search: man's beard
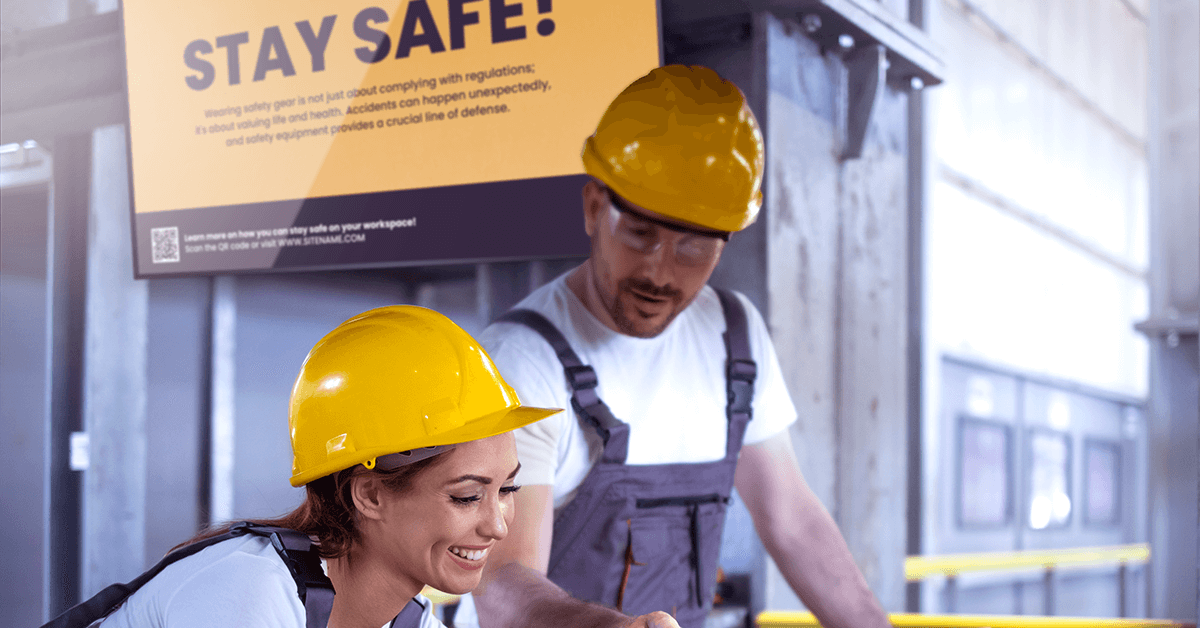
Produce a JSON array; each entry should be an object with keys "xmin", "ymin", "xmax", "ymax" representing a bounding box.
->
[{"xmin": 606, "ymin": 277, "xmax": 684, "ymax": 338}]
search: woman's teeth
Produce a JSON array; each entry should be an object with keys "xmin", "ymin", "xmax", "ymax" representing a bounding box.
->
[{"xmin": 450, "ymin": 547, "xmax": 487, "ymax": 561}]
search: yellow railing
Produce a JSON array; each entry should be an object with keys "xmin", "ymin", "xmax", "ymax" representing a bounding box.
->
[
  {"xmin": 420, "ymin": 585, "xmax": 462, "ymax": 606},
  {"xmin": 904, "ymin": 543, "xmax": 1151, "ymax": 581},
  {"xmin": 756, "ymin": 612, "xmax": 1194, "ymax": 627},
  {"xmin": 902, "ymin": 543, "xmax": 1152, "ymax": 617},
  {"xmin": 422, "ymin": 545, "xmax": 1163, "ymax": 624}
]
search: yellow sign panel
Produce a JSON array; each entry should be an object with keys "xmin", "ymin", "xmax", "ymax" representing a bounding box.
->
[
  {"xmin": 123, "ymin": 0, "xmax": 659, "ymax": 276},
  {"xmin": 123, "ymin": 0, "xmax": 660, "ymax": 214}
]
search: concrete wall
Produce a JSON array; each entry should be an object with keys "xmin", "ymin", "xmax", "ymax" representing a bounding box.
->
[{"xmin": 760, "ymin": 12, "xmax": 910, "ymax": 613}]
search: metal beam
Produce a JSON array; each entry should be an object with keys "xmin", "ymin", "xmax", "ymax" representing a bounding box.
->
[
  {"xmin": 1, "ymin": 93, "xmax": 127, "ymax": 147},
  {"xmin": 661, "ymin": 0, "xmax": 945, "ymax": 88},
  {"xmin": 44, "ymin": 132, "xmax": 91, "ymax": 618},
  {"xmin": 815, "ymin": 0, "xmax": 943, "ymax": 87},
  {"xmin": 208, "ymin": 276, "xmax": 237, "ymax": 525},
  {"xmin": 0, "ymin": 13, "xmax": 126, "ymax": 145}
]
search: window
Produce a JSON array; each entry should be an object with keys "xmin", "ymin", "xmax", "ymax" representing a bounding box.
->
[
  {"xmin": 958, "ymin": 417, "xmax": 1012, "ymax": 527},
  {"xmin": 1084, "ymin": 439, "xmax": 1121, "ymax": 525},
  {"xmin": 1028, "ymin": 430, "xmax": 1072, "ymax": 529}
]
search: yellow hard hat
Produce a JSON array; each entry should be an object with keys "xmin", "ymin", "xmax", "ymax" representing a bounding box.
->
[
  {"xmin": 581, "ymin": 64, "xmax": 765, "ymax": 233},
  {"xmin": 288, "ymin": 305, "xmax": 560, "ymax": 486}
]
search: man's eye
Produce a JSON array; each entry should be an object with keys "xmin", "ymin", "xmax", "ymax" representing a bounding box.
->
[{"xmin": 450, "ymin": 495, "xmax": 481, "ymax": 504}]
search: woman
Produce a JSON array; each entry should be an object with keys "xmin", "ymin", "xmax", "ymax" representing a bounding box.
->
[{"xmin": 86, "ymin": 305, "xmax": 563, "ymax": 628}]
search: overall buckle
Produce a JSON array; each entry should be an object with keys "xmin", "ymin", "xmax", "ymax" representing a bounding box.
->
[
  {"xmin": 726, "ymin": 359, "xmax": 757, "ymax": 382},
  {"xmin": 564, "ymin": 364, "xmax": 599, "ymax": 390}
]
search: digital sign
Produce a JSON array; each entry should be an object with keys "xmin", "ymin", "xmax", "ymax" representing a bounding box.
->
[{"xmin": 123, "ymin": 0, "xmax": 661, "ymax": 276}]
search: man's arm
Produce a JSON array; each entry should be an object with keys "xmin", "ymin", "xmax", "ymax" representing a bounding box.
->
[
  {"xmin": 473, "ymin": 485, "xmax": 679, "ymax": 628},
  {"xmin": 734, "ymin": 430, "xmax": 892, "ymax": 628}
]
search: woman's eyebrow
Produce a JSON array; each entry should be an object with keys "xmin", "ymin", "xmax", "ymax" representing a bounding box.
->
[
  {"xmin": 446, "ymin": 474, "xmax": 491, "ymax": 486},
  {"xmin": 446, "ymin": 463, "xmax": 521, "ymax": 486}
]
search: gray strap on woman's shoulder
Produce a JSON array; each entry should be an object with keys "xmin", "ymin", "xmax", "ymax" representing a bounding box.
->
[{"xmin": 390, "ymin": 598, "xmax": 426, "ymax": 628}]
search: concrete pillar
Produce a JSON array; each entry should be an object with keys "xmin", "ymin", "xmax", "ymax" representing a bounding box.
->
[
  {"xmin": 835, "ymin": 81, "xmax": 909, "ymax": 613},
  {"xmin": 1146, "ymin": 0, "xmax": 1199, "ymax": 620},
  {"xmin": 761, "ymin": 12, "xmax": 909, "ymax": 613},
  {"xmin": 763, "ymin": 6, "xmax": 842, "ymax": 558},
  {"xmin": 0, "ymin": 144, "xmax": 54, "ymax": 627},
  {"xmin": 45, "ymin": 132, "xmax": 91, "ymax": 617},
  {"xmin": 81, "ymin": 124, "xmax": 149, "ymax": 596}
]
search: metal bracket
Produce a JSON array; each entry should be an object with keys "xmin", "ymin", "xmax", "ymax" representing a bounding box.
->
[
  {"xmin": 1135, "ymin": 313, "xmax": 1199, "ymax": 348},
  {"xmin": 797, "ymin": 0, "xmax": 943, "ymax": 89},
  {"xmin": 836, "ymin": 43, "xmax": 886, "ymax": 159},
  {"xmin": 796, "ymin": 0, "xmax": 943, "ymax": 160}
]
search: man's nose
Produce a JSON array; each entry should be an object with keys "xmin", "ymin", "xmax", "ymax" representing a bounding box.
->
[{"xmin": 640, "ymin": 237, "xmax": 678, "ymax": 286}]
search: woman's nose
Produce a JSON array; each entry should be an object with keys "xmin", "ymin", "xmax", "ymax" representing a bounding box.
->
[{"xmin": 479, "ymin": 495, "xmax": 510, "ymax": 540}]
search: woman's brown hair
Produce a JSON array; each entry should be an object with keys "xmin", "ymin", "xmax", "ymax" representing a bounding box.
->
[{"xmin": 175, "ymin": 454, "xmax": 443, "ymax": 558}]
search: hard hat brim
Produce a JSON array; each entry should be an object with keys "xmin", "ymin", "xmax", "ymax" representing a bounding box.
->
[
  {"xmin": 439, "ymin": 404, "xmax": 564, "ymax": 452},
  {"xmin": 288, "ymin": 403, "xmax": 562, "ymax": 487}
]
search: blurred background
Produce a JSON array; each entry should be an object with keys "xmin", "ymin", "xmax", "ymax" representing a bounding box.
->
[{"xmin": 2, "ymin": 0, "xmax": 1196, "ymax": 626}]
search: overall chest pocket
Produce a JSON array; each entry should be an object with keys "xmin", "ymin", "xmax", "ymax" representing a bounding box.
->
[{"xmin": 618, "ymin": 494, "xmax": 728, "ymax": 620}]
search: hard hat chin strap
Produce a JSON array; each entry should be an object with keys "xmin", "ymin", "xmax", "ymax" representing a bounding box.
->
[{"xmin": 371, "ymin": 445, "xmax": 457, "ymax": 470}]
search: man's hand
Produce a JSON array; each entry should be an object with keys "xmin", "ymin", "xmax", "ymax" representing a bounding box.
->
[
  {"xmin": 476, "ymin": 560, "xmax": 675, "ymax": 628},
  {"xmin": 477, "ymin": 485, "xmax": 651, "ymax": 628}
]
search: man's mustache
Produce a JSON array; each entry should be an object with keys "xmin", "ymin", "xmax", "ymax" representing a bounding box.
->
[{"xmin": 620, "ymin": 278, "xmax": 681, "ymax": 300}]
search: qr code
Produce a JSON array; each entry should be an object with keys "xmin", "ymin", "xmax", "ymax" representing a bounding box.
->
[{"xmin": 151, "ymin": 227, "xmax": 181, "ymax": 263}]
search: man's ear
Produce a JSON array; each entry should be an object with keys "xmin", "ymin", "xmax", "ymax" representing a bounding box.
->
[
  {"xmin": 581, "ymin": 179, "xmax": 607, "ymax": 238},
  {"xmin": 349, "ymin": 473, "xmax": 387, "ymax": 522}
]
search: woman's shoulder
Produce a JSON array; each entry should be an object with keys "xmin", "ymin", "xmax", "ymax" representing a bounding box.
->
[
  {"xmin": 100, "ymin": 535, "xmax": 305, "ymax": 628},
  {"xmin": 173, "ymin": 534, "xmax": 297, "ymax": 584}
]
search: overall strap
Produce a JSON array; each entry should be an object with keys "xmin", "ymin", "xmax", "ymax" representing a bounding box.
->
[
  {"xmin": 497, "ymin": 309, "xmax": 630, "ymax": 464},
  {"xmin": 38, "ymin": 522, "xmax": 333, "ymax": 628},
  {"xmin": 715, "ymin": 288, "xmax": 757, "ymax": 459},
  {"xmin": 39, "ymin": 531, "xmax": 242, "ymax": 628},
  {"xmin": 235, "ymin": 523, "xmax": 335, "ymax": 628},
  {"xmin": 390, "ymin": 597, "xmax": 426, "ymax": 628}
]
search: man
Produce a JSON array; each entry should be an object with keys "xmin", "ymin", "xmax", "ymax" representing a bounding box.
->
[{"xmin": 459, "ymin": 65, "xmax": 891, "ymax": 628}]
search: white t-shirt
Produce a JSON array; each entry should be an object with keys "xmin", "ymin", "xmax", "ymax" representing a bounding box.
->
[
  {"xmin": 98, "ymin": 535, "xmax": 444, "ymax": 628},
  {"xmin": 455, "ymin": 276, "xmax": 798, "ymax": 628},
  {"xmin": 478, "ymin": 274, "xmax": 799, "ymax": 510}
]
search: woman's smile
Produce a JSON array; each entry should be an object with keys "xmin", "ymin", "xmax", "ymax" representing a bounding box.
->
[{"xmin": 447, "ymin": 544, "xmax": 491, "ymax": 570}]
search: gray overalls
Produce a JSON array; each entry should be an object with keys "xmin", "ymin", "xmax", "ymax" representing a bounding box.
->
[{"xmin": 497, "ymin": 288, "xmax": 756, "ymax": 628}]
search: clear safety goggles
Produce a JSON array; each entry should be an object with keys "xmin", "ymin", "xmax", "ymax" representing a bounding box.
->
[{"xmin": 605, "ymin": 190, "xmax": 728, "ymax": 268}]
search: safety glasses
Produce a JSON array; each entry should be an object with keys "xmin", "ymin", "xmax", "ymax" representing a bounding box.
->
[{"xmin": 605, "ymin": 190, "xmax": 727, "ymax": 268}]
